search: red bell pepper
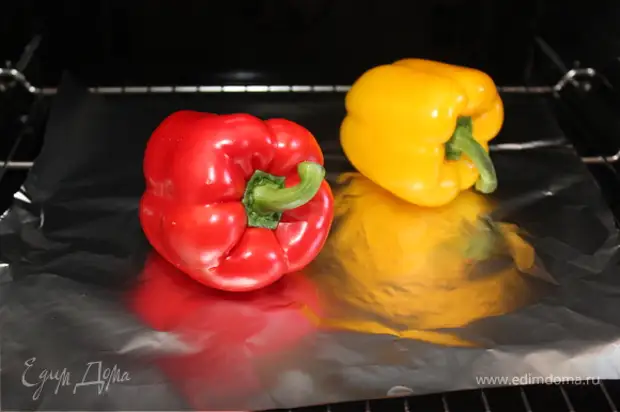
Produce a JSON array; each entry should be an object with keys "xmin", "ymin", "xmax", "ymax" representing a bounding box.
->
[
  {"xmin": 128, "ymin": 252, "xmax": 322, "ymax": 409},
  {"xmin": 139, "ymin": 111, "xmax": 334, "ymax": 292}
]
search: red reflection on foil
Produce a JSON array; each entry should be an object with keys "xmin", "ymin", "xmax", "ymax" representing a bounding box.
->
[{"xmin": 127, "ymin": 252, "xmax": 321, "ymax": 408}]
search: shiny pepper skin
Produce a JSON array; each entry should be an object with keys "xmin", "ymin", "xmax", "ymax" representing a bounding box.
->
[
  {"xmin": 139, "ymin": 111, "xmax": 334, "ymax": 292},
  {"xmin": 341, "ymin": 58, "xmax": 504, "ymax": 207}
]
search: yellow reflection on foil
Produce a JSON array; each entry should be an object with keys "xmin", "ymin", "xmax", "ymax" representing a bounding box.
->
[{"xmin": 309, "ymin": 173, "xmax": 552, "ymax": 347}]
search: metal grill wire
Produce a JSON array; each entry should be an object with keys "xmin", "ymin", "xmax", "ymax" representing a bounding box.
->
[
  {"xmin": 280, "ymin": 382, "xmax": 619, "ymax": 412},
  {"xmin": 2, "ymin": 59, "xmax": 620, "ymax": 170},
  {"xmin": 1, "ymin": 64, "xmax": 619, "ymax": 170},
  {"xmin": 1, "ymin": 44, "xmax": 620, "ymax": 412}
]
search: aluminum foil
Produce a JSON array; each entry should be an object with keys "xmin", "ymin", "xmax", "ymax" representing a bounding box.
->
[{"xmin": 2, "ymin": 74, "xmax": 620, "ymax": 411}]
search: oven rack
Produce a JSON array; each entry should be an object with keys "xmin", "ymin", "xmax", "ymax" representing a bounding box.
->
[
  {"xmin": 2, "ymin": 39, "xmax": 620, "ymax": 412},
  {"xmin": 0, "ymin": 63, "xmax": 618, "ymax": 171},
  {"xmin": 288, "ymin": 382, "xmax": 620, "ymax": 412}
]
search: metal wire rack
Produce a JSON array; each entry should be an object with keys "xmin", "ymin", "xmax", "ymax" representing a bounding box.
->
[
  {"xmin": 258, "ymin": 380, "xmax": 620, "ymax": 412},
  {"xmin": 0, "ymin": 61, "xmax": 618, "ymax": 170},
  {"xmin": 2, "ymin": 38, "xmax": 620, "ymax": 412},
  {"xmin": 274, "ymin": 380, "xmax": 620, "ymax": 412}
]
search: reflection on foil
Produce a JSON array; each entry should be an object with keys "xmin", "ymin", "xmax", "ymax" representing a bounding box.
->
[
  {"xmin": 308, "ymin": 173, "xmax": 556, "ymax": 347},
  {"xmin": 127, "ymin": 253, "xmax": 321, "ymax": 410}
]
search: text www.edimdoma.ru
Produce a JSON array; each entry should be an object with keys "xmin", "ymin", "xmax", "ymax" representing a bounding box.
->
[{"xmin": 475, "ymin": 374, "xmax": 601, "ymax": 386}]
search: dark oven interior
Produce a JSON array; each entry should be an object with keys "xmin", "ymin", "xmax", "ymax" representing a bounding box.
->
[{"xmin": 3, "ymin": 1, "xmax": 620, "ymax": 411}]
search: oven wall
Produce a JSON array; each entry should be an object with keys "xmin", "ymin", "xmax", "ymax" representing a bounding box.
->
[
  {"xmin": 2, "ymin": 0, "xmax": 543, "ymax": 86},
  {"xmin": 539, "ymin": 0, "xmax": 620, "ymax": 67}
]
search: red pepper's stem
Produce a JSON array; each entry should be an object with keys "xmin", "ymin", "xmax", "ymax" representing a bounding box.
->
[
  {"xmin": 252, "ymin": 161, "xmax": 325, "ymax": 213},
  {"xmin": 445, "ymin": 116, "xmax": 498, "ymax": 194}
]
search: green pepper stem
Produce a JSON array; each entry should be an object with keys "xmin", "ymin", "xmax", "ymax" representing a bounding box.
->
[
  {"xmin": 252, "ymin": 161, "xmax": 325, "ymax": 213},
  {"xmin": 446, "ymin": 117, "xmax": 498, "ymax": 194}
]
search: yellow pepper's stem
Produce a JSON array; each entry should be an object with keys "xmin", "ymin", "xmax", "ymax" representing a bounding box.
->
[{"xmin": 445, "ymin": 117, "xmax": 498, "ymax": 194}]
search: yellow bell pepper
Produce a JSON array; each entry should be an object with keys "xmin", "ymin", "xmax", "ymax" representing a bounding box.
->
[
  {"xmin": 309, "ymin": 173, "xmax": 550, "ymax": 346},
  {"xmin": 340, "ymin": 58, "xmax": 504, "ymax": 207}
]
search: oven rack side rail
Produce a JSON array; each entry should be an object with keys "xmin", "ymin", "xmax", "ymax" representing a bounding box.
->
[{"xmin": 0, "ymin": 64, "xmax": 618, "ymax": 170}]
